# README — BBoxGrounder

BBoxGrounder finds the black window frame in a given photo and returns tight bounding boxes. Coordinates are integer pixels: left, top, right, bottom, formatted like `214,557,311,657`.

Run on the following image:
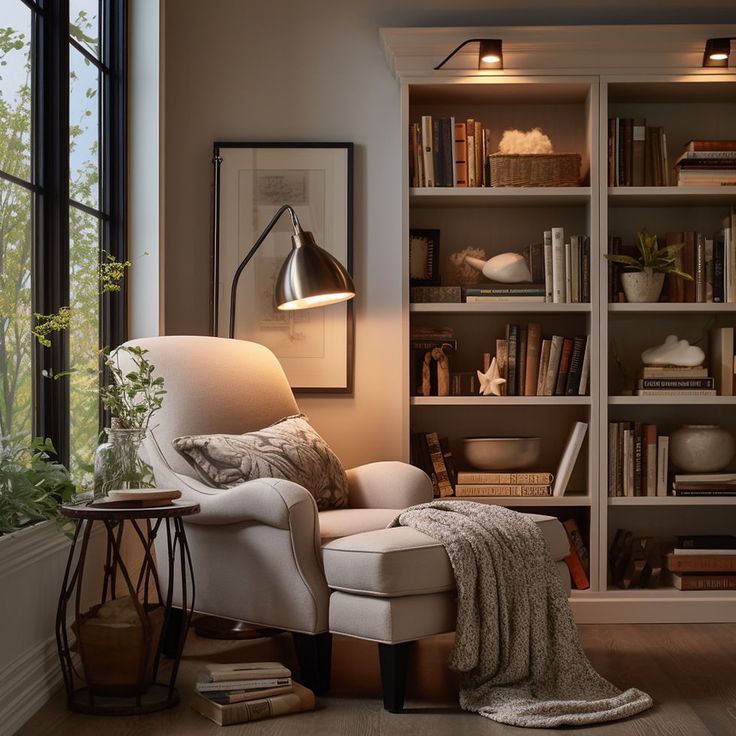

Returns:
1,0,127,465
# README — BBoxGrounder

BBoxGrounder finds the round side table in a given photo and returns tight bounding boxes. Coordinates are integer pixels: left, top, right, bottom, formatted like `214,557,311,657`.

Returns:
56,500,199,715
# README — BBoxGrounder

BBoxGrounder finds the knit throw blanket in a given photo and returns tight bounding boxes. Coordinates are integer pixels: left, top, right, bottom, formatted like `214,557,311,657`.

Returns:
389,501,652,728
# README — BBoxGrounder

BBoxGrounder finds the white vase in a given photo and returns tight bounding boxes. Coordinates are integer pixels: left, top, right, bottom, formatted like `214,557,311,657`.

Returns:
620,269,665,303
669,424,736,473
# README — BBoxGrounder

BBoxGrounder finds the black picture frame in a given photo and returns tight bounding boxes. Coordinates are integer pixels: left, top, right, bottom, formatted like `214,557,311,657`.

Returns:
409,228,440,286
212,141,354,393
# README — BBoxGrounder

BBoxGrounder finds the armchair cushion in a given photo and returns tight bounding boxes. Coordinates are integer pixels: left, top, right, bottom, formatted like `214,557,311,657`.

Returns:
173,414,349,510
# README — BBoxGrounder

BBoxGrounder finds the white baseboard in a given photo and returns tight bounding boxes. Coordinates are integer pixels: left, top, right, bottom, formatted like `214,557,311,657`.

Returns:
0,635,64,736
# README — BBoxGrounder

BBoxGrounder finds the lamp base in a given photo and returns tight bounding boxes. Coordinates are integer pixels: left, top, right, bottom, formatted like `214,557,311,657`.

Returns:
193,615,280,640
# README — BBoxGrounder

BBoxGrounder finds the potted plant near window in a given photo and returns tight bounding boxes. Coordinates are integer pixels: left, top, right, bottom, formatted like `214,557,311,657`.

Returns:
605,230,693,303
93,346,166,499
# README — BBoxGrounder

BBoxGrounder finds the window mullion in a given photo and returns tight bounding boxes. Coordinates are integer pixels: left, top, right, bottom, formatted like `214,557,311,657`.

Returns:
34,0,70,463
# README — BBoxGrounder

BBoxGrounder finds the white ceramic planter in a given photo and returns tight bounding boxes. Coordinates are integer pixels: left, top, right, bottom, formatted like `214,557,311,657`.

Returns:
670,424,736,473
621,269,666,303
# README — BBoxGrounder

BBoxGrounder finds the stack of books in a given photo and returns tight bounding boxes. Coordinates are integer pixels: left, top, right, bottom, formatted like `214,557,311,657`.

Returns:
666,542,736,591
608,422,669,497
463,283,546,303
635,365,715,397
675,140,736,187
190,662,314,726
491,323,590,397
454,470,553,498
671,473,736,497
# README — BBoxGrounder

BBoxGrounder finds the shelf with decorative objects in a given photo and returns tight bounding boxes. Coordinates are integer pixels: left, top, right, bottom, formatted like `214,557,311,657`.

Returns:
383,23,736,623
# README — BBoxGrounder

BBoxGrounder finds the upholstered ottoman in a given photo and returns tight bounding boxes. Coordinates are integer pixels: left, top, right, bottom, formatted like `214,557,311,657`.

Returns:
322,513,571,712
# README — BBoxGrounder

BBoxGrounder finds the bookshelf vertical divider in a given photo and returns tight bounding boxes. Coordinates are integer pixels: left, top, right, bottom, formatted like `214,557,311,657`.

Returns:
387,25,736,623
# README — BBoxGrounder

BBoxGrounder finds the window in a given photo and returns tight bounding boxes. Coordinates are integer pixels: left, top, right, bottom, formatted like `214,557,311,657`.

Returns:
0,0,126,481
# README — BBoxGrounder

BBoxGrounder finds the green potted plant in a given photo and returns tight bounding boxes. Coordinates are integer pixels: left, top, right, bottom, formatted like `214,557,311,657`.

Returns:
93,346,166,499
605,230,693,303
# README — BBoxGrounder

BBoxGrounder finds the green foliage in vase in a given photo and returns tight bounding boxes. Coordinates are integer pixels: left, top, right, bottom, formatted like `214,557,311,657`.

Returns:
0,437,75,536
99,346,166,431
604,229,694,280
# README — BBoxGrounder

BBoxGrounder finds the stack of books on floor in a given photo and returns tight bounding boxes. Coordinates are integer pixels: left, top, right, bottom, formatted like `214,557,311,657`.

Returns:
190,662,314,725
635,364,715,397
671,473,736,497
675,140,736,187
666,535,736,590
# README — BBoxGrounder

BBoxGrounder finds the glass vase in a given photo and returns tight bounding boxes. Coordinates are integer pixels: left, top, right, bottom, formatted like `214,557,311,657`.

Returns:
93,427,154,500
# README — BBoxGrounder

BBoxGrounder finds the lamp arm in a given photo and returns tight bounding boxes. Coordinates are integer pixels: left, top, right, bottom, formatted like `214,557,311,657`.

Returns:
434,38,482,70
228,203,300,339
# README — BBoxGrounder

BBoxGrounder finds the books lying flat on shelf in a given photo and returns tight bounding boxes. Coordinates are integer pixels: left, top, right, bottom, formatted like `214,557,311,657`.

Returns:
668,573,736,591
671,473,736,496
676,142,736,186
677,534,736,550
455,471,553,485
666,553,736,573
190,682,315,726
552,422,588,497
454,484,550,497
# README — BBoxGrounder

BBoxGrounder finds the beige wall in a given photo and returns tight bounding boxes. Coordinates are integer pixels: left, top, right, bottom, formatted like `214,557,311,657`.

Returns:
162,0,735,467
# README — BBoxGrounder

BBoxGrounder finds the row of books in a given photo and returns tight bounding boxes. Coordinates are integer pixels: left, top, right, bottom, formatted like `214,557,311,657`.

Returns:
491,323,590,397
607,119,669,187
409,116,491,188
608,215,736,304
411,422,588,499
607,422,668,497
675,139,736,187
190,662,314,726
610,532,736,590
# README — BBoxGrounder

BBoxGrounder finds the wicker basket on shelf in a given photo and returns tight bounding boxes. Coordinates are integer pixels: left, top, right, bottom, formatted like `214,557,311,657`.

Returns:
489,153,581,187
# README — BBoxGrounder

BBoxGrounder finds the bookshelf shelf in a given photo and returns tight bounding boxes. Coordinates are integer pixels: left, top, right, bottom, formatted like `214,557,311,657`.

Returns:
609,496,736,506
447,496,591,507
411,303,592,314
608,303,736,313
608,186,736,207
409,187,591,208
411,396,591,406
608,396,736,406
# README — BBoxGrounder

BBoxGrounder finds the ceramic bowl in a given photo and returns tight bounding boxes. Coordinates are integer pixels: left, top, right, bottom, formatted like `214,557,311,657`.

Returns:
462,436,542,471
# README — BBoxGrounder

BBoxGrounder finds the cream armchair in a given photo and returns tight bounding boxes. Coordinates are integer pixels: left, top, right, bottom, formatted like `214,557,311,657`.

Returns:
121,336,432,692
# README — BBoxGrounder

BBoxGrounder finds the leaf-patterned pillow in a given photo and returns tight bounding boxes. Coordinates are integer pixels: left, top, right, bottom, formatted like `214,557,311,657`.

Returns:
172,414,348,510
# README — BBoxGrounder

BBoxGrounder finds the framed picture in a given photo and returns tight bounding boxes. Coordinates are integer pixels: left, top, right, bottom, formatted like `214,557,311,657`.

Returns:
409,228,440,286
213,142,354,393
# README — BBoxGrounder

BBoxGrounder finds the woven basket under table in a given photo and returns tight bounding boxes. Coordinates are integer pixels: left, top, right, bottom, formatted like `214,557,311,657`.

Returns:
489,153,581,187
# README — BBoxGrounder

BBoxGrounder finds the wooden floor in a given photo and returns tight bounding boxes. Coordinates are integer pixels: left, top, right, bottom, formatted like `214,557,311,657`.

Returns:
17,624,736,736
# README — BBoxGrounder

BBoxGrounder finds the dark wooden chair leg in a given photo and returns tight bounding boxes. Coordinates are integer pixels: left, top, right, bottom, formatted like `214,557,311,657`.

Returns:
292,632,332,695
378,641,414,713
160,607,186,658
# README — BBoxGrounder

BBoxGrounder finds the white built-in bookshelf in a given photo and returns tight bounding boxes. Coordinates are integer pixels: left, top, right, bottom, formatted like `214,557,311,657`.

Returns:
383,24,736,623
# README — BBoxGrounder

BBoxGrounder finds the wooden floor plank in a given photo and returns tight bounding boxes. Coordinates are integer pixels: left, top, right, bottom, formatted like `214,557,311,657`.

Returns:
15,624,736,736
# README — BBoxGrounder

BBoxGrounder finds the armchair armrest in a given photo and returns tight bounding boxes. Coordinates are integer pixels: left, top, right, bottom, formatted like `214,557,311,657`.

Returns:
346,461,432,509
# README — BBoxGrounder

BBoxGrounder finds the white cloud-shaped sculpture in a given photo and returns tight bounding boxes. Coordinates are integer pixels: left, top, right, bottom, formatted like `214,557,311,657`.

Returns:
641,335,705,367
464,253,532,283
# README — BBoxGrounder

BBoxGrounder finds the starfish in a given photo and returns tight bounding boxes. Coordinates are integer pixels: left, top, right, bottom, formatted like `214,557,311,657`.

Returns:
477,357,506,396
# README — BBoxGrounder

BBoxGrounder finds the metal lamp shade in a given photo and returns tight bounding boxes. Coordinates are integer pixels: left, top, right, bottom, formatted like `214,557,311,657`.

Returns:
275,229,355,311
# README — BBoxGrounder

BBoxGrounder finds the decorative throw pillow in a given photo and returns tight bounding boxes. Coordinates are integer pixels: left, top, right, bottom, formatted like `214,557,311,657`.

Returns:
172,414,348,510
